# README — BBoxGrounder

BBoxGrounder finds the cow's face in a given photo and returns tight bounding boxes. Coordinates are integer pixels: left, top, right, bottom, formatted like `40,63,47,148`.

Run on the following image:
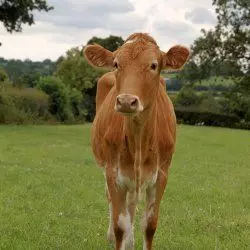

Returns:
84,33,190,116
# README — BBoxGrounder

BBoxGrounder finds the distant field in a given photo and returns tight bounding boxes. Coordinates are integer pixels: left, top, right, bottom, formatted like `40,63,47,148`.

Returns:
0,125,249,249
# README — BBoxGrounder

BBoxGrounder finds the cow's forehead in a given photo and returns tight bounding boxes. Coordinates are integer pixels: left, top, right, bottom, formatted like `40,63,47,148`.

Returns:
115,39,160,63
125,33,158,46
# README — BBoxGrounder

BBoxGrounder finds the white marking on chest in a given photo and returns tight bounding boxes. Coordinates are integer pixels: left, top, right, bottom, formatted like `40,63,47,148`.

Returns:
117,212,131,250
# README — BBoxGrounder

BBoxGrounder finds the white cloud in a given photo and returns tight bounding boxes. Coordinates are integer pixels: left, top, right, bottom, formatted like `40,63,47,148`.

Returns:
0,0,217,60
185,7,216,24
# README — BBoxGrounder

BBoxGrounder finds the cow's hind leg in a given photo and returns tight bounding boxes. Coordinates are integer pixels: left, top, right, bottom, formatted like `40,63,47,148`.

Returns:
142,169,168,250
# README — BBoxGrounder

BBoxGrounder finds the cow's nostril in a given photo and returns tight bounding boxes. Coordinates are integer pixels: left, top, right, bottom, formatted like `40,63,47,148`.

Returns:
116,97,122,106
130,98,138,108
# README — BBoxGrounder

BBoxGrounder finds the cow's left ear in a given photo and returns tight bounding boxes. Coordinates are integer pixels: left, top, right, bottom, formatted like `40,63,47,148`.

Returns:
162,45,190,70
84,44,114,68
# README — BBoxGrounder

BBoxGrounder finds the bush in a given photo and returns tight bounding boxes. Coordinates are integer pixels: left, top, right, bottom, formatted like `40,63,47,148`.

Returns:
0,85,50,124
37,76,74,121
69,88,86,121
174,85,202,106
175,107,242,128
199,91,222,113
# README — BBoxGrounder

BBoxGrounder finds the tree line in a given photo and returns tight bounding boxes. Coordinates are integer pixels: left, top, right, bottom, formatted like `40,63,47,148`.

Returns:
0,36,123,124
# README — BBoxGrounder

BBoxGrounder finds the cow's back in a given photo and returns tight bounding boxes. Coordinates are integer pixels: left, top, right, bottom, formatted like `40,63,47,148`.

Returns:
95,72,116,113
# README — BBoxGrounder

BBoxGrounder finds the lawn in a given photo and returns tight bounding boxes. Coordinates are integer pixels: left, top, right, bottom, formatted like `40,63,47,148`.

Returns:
0,125,249,249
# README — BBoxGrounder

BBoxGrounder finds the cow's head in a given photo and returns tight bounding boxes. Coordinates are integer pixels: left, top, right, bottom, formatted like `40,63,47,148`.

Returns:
84,33,190,116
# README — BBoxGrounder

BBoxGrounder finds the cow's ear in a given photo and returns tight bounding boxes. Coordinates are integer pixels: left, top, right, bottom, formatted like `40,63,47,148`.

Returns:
162,45,190,70
84,44,114,68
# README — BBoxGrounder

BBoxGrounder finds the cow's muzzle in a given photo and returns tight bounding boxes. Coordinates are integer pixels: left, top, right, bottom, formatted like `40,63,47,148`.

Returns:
115,94,143,115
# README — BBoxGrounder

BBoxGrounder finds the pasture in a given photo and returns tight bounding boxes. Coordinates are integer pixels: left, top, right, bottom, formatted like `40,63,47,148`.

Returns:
0,125,249,249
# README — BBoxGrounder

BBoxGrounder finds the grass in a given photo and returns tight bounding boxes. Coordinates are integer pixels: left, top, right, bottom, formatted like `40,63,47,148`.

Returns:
0,124,249,249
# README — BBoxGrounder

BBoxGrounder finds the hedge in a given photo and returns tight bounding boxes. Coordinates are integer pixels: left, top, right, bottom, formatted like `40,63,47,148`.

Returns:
174,107,250,129
0,85,51,124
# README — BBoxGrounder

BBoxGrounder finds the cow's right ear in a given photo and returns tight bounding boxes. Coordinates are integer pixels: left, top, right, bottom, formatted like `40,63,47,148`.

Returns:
84,44,114,68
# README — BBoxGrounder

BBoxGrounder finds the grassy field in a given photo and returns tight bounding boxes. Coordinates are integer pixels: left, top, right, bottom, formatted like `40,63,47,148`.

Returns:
0,125,249,249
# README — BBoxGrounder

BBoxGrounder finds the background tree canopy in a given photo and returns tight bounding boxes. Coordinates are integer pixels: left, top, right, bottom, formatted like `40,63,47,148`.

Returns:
87,35,124,52
0,0,53,32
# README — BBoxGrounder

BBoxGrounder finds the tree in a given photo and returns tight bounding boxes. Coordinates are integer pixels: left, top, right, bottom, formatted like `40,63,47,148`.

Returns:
0,57,56,86
55,47,104,92
87,35,124,52
175,85,202,107
37,76,73,121
0,67,9,83
182,0,249,82
55,47,106,121
221,75,250,121
0,0,53,33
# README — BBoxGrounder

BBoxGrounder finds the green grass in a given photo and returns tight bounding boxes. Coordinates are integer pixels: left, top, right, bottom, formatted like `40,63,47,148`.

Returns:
0,125,249,249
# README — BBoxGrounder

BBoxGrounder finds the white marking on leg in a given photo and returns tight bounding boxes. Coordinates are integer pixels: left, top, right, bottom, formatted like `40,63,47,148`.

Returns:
142,185,156,250
107,203,115,242
143,237,148,250
117,212,133,250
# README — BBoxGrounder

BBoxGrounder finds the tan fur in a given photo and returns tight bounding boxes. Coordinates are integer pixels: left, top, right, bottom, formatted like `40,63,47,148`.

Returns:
84,33,190,250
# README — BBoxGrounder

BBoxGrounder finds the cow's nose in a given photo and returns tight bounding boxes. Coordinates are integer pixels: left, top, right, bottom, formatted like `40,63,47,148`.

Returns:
116,94,140,114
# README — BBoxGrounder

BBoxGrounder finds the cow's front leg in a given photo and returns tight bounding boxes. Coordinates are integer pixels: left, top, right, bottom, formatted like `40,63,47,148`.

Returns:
142,169,168,250
106,167,130,250
106,184,115,243
125,191,137,249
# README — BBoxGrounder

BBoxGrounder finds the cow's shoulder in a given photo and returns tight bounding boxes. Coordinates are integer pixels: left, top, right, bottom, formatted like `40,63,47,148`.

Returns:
98,71,116,87
96,71,116,112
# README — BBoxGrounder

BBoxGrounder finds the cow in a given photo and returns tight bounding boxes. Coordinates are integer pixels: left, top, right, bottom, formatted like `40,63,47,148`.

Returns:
84,33,190,250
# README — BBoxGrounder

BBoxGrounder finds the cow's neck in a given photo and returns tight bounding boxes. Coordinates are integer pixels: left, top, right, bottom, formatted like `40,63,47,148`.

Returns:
124,102,157,159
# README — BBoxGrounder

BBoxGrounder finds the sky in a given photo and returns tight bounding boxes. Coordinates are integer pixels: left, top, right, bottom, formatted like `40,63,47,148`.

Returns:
0,0,217,61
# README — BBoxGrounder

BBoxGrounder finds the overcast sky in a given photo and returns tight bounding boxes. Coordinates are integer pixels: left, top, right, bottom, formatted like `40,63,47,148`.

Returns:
0,0,216,61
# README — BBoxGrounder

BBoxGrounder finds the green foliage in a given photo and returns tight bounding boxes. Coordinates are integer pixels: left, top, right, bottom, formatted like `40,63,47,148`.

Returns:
199,91,222,113
0,0,53,33
55,47,106,121
0,57,56,86
175,107,241,128
0,67,9,83
55,47,105,93
180,0,249,82
18,71,41,88
221,75,250,121
175,85,202,107
0,85,50,124
69,88,86,120
37,76,73,122
87,35,124,51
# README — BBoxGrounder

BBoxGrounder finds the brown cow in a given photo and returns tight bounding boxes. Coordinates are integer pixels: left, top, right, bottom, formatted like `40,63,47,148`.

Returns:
84,33,190,250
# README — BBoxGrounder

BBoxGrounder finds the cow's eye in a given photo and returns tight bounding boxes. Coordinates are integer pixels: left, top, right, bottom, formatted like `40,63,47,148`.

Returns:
151,62,157,70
